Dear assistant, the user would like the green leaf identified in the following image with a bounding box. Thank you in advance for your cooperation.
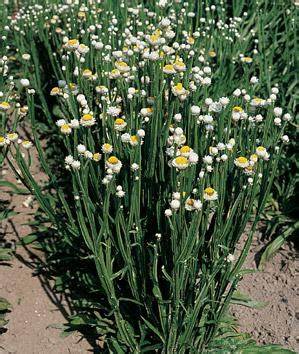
[231,291,268,309]
[0,248,13,261]
[240,344,295,353]
[0,180,30,195]
[141,317,164,343]
[259,221,299,269]
[52,105,65,119]
[0,297,12,311]
[18,234,39,245]
[0,210,17,222]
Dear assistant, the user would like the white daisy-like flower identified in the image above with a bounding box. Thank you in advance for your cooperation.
[106,156,122,173]
[102,143,113,154]
[171,156,189,170]
[60,124,72,135]
[0,101,11,111]
[80,113,96,127]
[6,132,18,142]
[21,140,33,149]
[114,118,127,131]
[203,187,218,201]
[234,156,249,168]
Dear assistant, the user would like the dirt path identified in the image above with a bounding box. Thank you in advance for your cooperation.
[0,153,93,353]
[232,231,298,352]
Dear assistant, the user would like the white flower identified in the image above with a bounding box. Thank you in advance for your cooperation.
[22,53,31,61]
[102,143,113,154]
[250,76,259,84]
[219,97,229,106]
[274,117,281,126]
[116,190,125,198]
[189,152,199,164]
[172,156,189,170]
[165,209,172,217]
[20,78,30,87]
[170,199,180,210]
[106,156,122,173]
[77,144,86,154]
[107,106,121,116]
[282,135,289,143]
[283,113,291,122]
[233,88,241,97]
[84,151,93,159]
[71,160,81,170]
[203,155,213,164]
[255,114,263,122]
[226,254,235,262]
[65,155,74,165]
[221,154,228,161]
[80,114,96,127]
[174,113,182,122]
[199,171,205,179]
[137,129,145,138]
[190,105,201,115]
[131,163,139,171]
[70,119,80,128]
[273,107,282,117]
[256,146,268,158]
[203,187,218,201]
[56,119,66,127]
[121,133,131,142]
[170,193,179,202]
[209,102,222,113]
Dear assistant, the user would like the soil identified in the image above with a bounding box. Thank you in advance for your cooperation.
[231,231,298,352]
[0,137,298,353]
[0,151,94,353]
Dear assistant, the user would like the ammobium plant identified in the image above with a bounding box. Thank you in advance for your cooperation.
[1,1,293,352]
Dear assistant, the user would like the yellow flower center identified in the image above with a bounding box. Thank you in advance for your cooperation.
[107,156,118,165]
[61,124,70,130]
[83,69,92,76]
[103,143,112,150]
[130,135,138,143]
[164,64,175,71]
[204,187,215,196]
[257,146,265,152]
[180,145,191,154]
[237,157,248,164]
[187,199,194,206]
[7,133,17,139]
[115,118,125,125]
[175,156,188,165]
[175,83,183,90]
[116,61,128,68]
[93,153,101,161]
[82,114,93,121]
[233,106,243,112]
[250,154,258,161]
[68,39,78,46]
[0,101,10,107]
[0,136,5,142]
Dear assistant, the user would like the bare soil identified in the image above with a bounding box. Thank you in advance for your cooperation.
[0,155,93,353]
[232,231,298,352]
